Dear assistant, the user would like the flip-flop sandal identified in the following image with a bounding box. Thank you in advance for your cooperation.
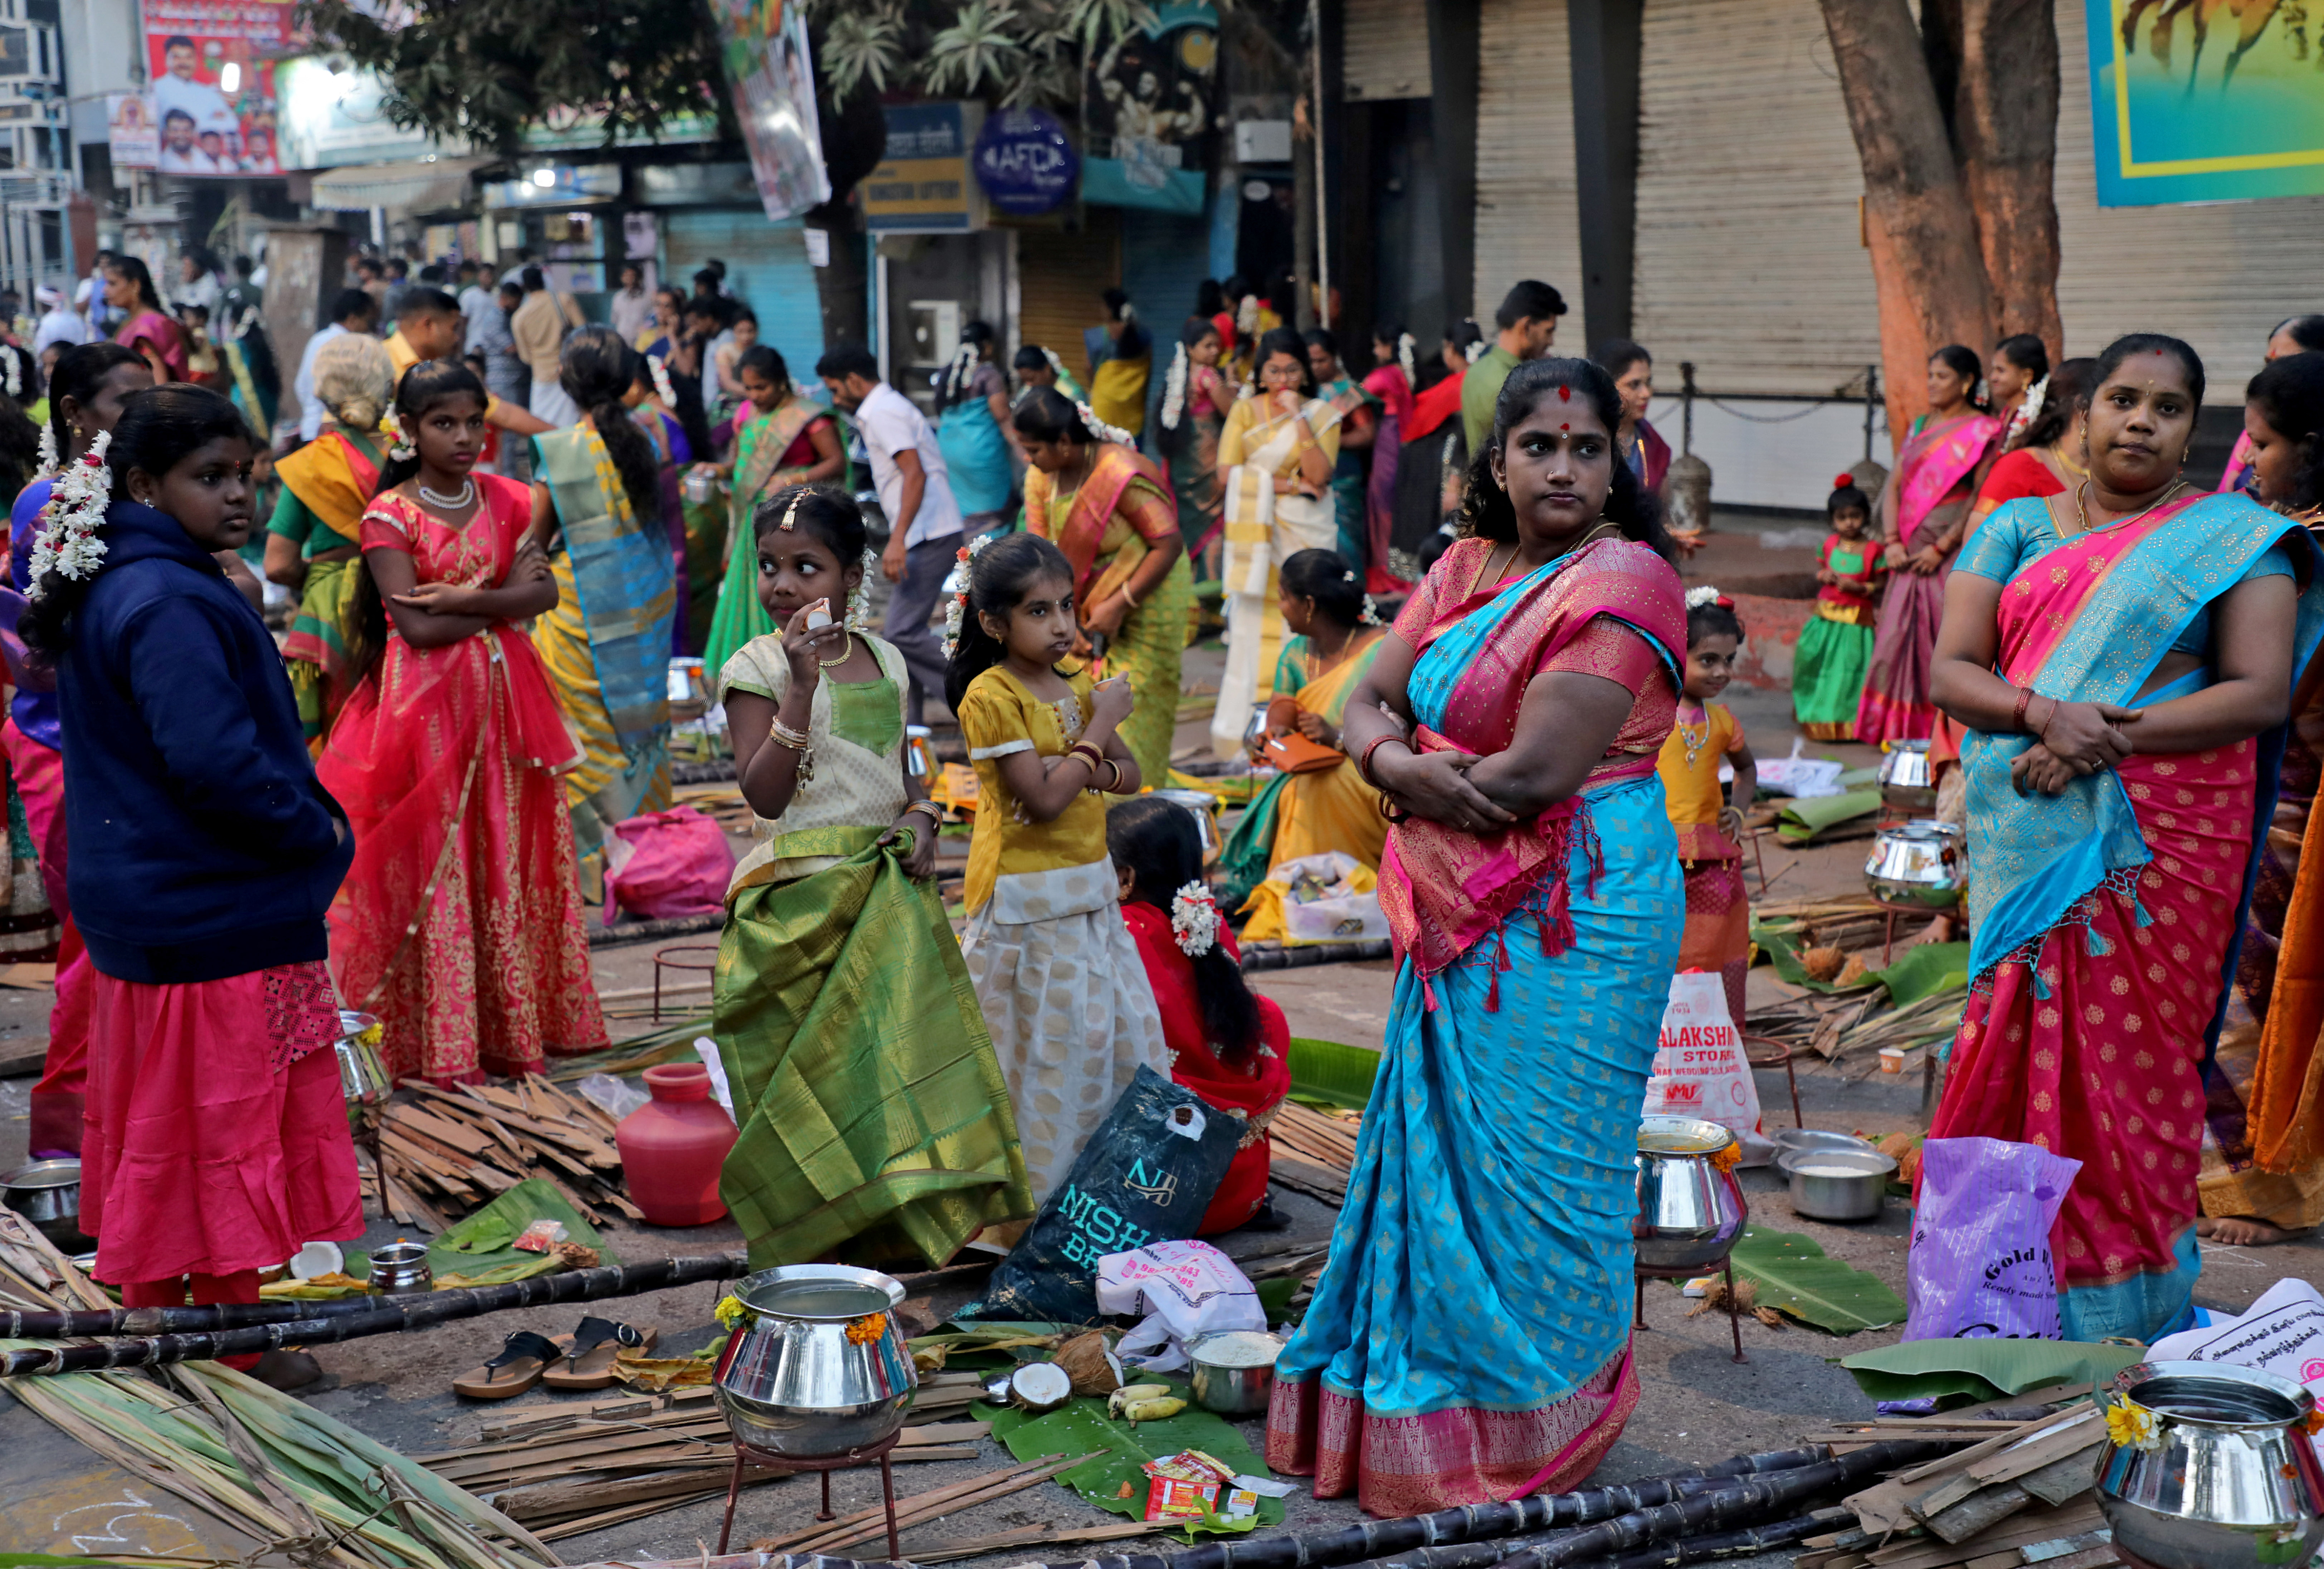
[541,1317,659,1391]
[452,1329,567,1399]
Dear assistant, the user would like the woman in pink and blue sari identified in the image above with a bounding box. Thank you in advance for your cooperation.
[1929,333,2324,1342]
[1266,359,1687,1515]
[1856,345,2003,745]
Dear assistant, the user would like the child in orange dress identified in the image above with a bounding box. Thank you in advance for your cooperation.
[1657,589,1758,1024]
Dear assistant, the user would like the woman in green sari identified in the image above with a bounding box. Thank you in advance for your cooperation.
[693,345,845,680]
[714,484,1032,1267]
[1305,329,1379,575]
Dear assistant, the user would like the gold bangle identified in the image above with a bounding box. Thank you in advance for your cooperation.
[904,799,942,820]
[770,718,811,750]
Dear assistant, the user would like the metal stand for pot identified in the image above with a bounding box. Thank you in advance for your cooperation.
[715,1431,902,1558]
[1634,1254,1747,1364]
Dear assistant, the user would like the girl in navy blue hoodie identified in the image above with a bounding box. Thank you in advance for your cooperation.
[20,385,358,1389]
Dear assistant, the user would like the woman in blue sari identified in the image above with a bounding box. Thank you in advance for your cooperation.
[1266,359,1687,1515]
[1929,333,2323,1342]
[935,322,1015,532]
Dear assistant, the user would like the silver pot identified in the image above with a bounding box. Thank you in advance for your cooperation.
[1,1159,91,1253]
[1153,788,1224,865]
[366,1239,432,1293]
[1878,739,1936,812]
[1866,820,1966,909]
[2096,1361,2324,1569]
[1770,1128,1879,1161]
[334,1010,390,1113]
[905,725,937,784]
[1188,1329,1283,1415]
[713,1264,917,1457]
[1633,1117,1748,1272]
[683,469,720,507]
[1778,1146,1895,1222]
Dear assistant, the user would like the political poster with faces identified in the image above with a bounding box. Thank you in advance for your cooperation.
[144,0,289,177]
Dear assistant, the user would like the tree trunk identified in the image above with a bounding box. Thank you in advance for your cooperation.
[1950,0,2063,352]
[810,204,872,352]
[1819,0,1996,437]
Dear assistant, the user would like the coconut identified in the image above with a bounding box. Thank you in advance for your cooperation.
[1836,953,1871,988]
[1008,1361,1075,1412]
[288,1240,344,1281]
[1052,1330,1120,1395]
[1801,945,1848,983]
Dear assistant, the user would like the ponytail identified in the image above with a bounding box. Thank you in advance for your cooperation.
[559,325,663,544]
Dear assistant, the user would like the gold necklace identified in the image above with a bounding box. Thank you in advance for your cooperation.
[2072,477,2189,540]
[1674,702,1711,767]
[815,630,854,671]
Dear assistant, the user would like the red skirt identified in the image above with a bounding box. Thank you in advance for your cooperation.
[81,964,362,1284]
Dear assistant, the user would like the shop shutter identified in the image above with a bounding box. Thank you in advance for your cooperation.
[1630,0,1881,395]
[1123,206,1216,335]
[1344,0,1431,100]
[662,208,824,386]
[1014,210,1121,372]
[2052,0,2324,380]
[1473,0,1587,346]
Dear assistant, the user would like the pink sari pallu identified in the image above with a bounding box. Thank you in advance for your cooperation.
[1856,412,2000,745]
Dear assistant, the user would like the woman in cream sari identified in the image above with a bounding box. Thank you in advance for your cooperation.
[1015,389,1190,791]
[1209,328,1354,756]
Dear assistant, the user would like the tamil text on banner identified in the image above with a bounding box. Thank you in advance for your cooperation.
[709,0,830,221]
[108,92,158,170]
[145,0,289,176]
[2085,0,2324,205]
[1081,3,1217,215]
[863,102,981,234]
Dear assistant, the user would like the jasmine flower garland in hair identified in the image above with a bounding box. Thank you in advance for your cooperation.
[848,547,876,632]
[647,354,677,408]
[1160,342,1188,432]
[944,341,978,404]
[2007,373,2048,446]
[33,422,56,483]
[1170,881,1219,958]
[28,431,112,597]
[1075,401,1135,447]
[941,531,997,658]
[1397,333,1417,388]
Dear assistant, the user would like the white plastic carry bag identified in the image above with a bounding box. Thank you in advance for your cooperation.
[1641,970,1772,1165]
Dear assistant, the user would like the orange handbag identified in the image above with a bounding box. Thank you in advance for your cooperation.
[1263,730,1346,775]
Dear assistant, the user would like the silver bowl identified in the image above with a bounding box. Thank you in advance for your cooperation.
[1778,1146,1895,1222]
[1,1159,93,1253]
[1866,820,1965,909]
[2097,1361,2324,1569]
[1634,1116,1748,1272]
[366,1239,432,1293]
[1770,1128,1879,1160]
[1879,739,1937,812]
[713,1264,917,1457]
[1188,1329,1283,1415]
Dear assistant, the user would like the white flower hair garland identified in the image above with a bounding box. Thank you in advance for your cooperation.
[1465,339,1487,364]
[1343,567,1385,627]
[34,421,57,483]
[380,411,414,463]
[1160,341,1188,432]
[942,340,978,406]
[1075,401,1135,446]
[1041,347,1072,387]
[647,354,677,408]
[1685,584,1730,610]
[28,431,112,598]
[2007,372,2048,447]
[941,530,997,658]
[1396,332,1417,388]
[1236,294,1260,336]
[1171,881,1219,958]
[3,347,20,401]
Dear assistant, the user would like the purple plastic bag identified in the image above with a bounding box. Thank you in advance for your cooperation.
[1905,1136,2082,1341]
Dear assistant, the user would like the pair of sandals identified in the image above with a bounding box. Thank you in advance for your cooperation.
[452,1317,659,1399]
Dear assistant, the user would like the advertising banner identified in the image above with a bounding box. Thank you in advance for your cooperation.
[107,91,159,170]
[2087,0,2324,205]
[973,105,1078,216]
[144,0,291,176]
[1081,2,1217,214]
[709,0,831,221]
[863,102,981,233]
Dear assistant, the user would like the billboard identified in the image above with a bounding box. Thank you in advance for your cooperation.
[1081,2,1217,214]
[2087,0,2324,205]
[107,91,159,170]
[143,0,291,176]
[863,102,981,233]
[708,0,830,221]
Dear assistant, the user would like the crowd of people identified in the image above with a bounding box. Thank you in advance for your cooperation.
[7,240,2324,1520]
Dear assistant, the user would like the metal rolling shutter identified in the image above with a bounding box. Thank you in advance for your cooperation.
[1473,0,1588,346]
[2052,0,2324,379]
[1123,206,1215,337]
[1014,211,1121,371]
[662,209,824,384]
[1344,0,1431,100]
[1630,0,1881,394]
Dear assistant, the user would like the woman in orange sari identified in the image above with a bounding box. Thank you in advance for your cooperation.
[1016,388,1189,790]
[1856,345,2002,745]
[1929,334,2321,1340]
[319,360,607,1084]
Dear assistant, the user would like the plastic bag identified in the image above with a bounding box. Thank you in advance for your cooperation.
[1641,971,1772,1166]
[1905,1136,2082,1341]
[1240,850,1386,946]
[959,1066,1242,1323]
[1096,1240,1267,1372]
[2152,1278,2324,1464]
[1755,738,1846,799]
[604,806,735,921]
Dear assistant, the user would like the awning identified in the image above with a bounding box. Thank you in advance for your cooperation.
[307,157,491,213]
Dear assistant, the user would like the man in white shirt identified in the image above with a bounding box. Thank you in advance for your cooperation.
[294,288,380,442]
[455,259,495,354]
[608,263,653,345]
[32,286,88,356]
[818,343,965,723]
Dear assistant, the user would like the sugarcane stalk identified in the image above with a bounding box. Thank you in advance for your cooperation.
[0,1251,748,1374]
[1352,1509,1842,1569]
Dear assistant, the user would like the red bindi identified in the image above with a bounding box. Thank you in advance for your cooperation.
[1559,423,1569,432]
[1556,385,1571,401]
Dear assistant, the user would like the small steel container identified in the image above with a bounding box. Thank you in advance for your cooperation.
[1878,739,1937,813]
[2097,1361,2324,1569]
[1188,1330,1284,1415]
[1153,788,1225,864]
[1,1159,91,1253]
[713,1264,917,1457]
[1866,820,1966,909]
[333,1010,389,1118]
[1778,1146,1896,1222]
[1771,1128,1880,1161]
[1634,1116,1748,1272]
[683,469,720,507]
[905,725,938,784]
[366,1239,433,1294]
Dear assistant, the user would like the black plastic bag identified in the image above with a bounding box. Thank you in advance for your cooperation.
[960,1065,1241,1323]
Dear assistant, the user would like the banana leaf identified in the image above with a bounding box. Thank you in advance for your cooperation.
[1839,1339,2145,1407]
[1286,1037,1382,1112]
[1725,1225,1906,1334]
[979,1380,1283,1538]
[1774,788,1881,844]
[427,1176,614,1278]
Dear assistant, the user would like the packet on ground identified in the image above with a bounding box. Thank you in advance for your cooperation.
[1142,1449,1259,1521]
[2150,1276,2324,1461]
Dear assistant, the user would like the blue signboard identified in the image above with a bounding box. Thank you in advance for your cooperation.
[973,106,1078,215]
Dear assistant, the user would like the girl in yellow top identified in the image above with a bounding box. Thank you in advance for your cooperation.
[947,533,1166,1201]
[1656,589,1758,1024]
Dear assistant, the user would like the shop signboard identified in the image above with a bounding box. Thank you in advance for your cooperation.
[864,102,983,233]
[973,106,1077,215]
[1081,2,1217,214]
[2086,0,2324,204]
[144,0,291,175]
[107,91,157,170]
[708,0,830,220]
